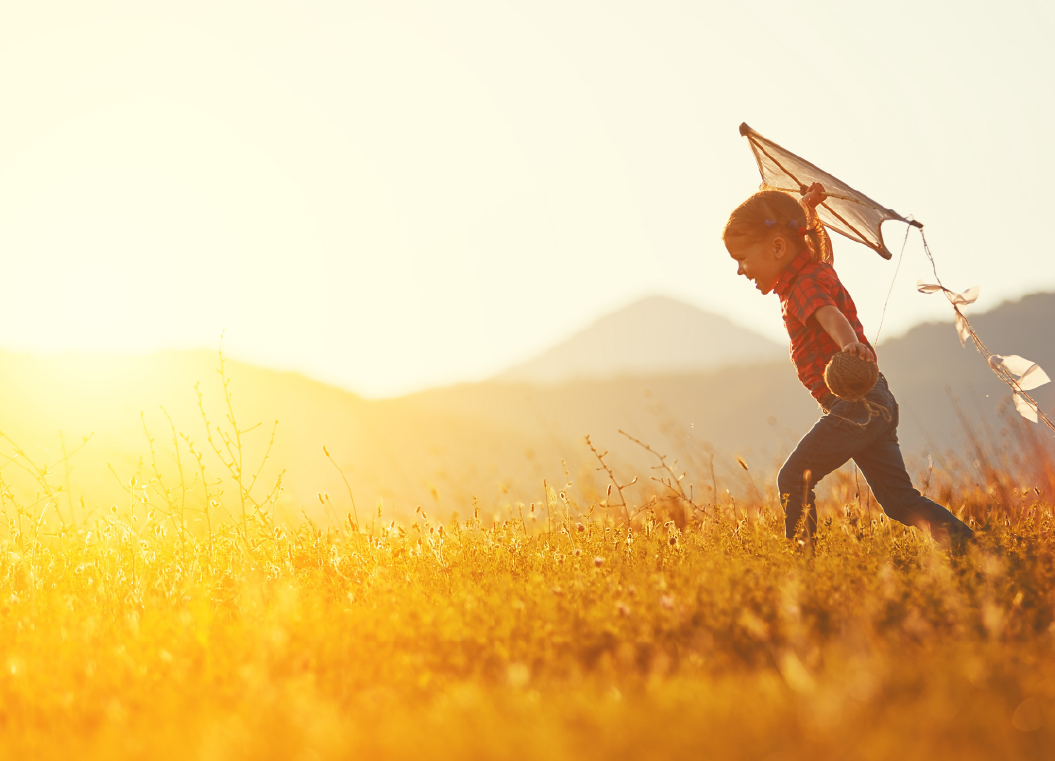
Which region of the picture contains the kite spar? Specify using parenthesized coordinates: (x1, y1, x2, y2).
(739, 122, 921, 260)
(739, 123, 1053, 431)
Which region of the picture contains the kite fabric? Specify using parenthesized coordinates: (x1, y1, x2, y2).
(739, 123, 918, 260)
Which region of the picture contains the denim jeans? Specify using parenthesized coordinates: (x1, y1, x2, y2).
(777, 374, 973, 543)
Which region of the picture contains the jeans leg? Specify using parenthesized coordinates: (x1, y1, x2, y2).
(853, 437, 973, 542)
(778, 375, 898, 540)
(778, 416, 859, 540)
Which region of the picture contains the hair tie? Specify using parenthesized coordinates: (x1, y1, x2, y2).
(798, 226, 808, 236)
(765, 219, 776, 227)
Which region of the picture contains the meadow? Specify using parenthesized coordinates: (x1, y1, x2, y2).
(1, 358, 1053, 760)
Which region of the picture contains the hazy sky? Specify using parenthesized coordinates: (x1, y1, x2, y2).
(1, 1, 1052, 397)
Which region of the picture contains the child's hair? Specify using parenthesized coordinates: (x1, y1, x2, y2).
(722, 189, 832, 264)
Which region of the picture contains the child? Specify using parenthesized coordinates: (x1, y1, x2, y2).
(723, 184, 973, 547)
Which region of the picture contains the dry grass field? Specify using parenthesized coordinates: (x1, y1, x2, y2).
(1, 357, 1053, 760)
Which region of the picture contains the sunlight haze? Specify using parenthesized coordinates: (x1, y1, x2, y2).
(1, 1, 1051, 396)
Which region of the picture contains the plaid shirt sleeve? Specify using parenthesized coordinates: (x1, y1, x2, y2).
(785, 275, 837, 326)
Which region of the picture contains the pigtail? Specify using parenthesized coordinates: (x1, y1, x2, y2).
(799, 201, 833, 265)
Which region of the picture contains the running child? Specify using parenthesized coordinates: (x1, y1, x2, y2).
(722, 184, 973, 546)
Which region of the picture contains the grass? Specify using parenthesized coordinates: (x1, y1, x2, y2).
(1, 490, 1053, 759)
(0, 357, 1052, 759)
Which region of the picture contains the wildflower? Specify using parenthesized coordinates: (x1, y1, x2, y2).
(576, 522, 585, 533)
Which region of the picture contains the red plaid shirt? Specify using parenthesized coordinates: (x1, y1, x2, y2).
(773, 249, 872, 403)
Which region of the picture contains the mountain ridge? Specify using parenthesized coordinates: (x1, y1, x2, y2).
(0, 292, 1050, 519)
(496, 295, 784, 384)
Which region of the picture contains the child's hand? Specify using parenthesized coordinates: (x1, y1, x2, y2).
(842, 342, 876, 364)
(803, 182, 827, 210)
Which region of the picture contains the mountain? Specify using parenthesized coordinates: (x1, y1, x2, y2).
(408, 292, 1055, 500)
(1, 294, 1051, 524)
(496, 295, 784, 384)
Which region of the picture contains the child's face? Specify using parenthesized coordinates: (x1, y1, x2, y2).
(726, 234, 795, 296)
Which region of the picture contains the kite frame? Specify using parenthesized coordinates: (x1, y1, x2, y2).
(739, 122, 921, 261)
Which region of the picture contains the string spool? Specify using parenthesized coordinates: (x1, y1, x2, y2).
(824, 352, 878, 400)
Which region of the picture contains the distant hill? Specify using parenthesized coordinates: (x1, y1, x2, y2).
(496, 295, 784, 384)
(408, 291, 1055, 498)
(1, 293, 1051, 522)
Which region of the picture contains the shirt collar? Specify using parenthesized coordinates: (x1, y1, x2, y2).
(773, 248, 814, 298)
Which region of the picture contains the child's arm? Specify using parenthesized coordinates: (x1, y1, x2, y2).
(814, 305, 876, 363)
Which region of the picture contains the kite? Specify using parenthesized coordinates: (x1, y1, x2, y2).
(739, 123, 1053, 431)
(740, 122, 919, 260)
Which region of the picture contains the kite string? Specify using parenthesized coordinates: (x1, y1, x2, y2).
(919, 227, 945, 289)
(872, 221, 912, 346)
